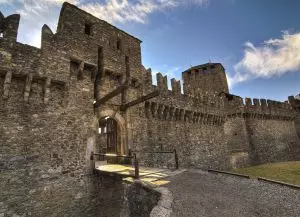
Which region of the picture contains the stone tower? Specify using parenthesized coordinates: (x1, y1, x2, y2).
(182, 63, 229, 96)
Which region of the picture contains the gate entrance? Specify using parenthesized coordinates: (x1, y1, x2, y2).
(98, 116, 120, 154)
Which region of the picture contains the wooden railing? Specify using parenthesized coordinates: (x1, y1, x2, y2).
(90, 152, 139, 179)
(131, 149, 179, 170)
(90, 148, 179, 179)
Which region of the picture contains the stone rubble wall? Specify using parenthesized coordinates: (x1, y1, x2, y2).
(122, 181, 161, 217)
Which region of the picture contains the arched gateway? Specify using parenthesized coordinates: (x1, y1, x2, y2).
(98, 116, 120, 154)
(97, 109, 127, 155)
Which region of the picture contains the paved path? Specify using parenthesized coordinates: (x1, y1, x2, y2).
(165, 170, 300, 217)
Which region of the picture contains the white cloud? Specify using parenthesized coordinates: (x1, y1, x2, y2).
(232, 31, 300, 85)
(0, 0, 209, 47)
(80, 0, 210, 24)
(181, 0, 210, 6)
(0, 0, 12, 4)
(15, 0, 78, 20)
(80, 0, 179, 24)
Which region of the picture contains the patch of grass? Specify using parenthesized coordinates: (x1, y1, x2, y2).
(232, 161, 300, 185)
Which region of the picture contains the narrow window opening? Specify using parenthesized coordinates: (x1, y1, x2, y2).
(131, 78, 137, 87)
(117, 38, 121, 50)
(85, 24, 91, 35)
(0, 33, 3, 38)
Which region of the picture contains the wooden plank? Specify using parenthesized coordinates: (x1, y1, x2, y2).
(257, 177, 300, 190)
(94, 85, 127, 107)
(207, 169, 250, 179)
(120, 90, 160, 111)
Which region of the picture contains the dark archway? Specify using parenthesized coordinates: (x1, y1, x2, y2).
(98, 116, 121, 154)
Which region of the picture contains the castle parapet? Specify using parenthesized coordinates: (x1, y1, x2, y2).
(242, 97, 294, 120)
(156, 72, 168, 91)
(0, 12, 20, 47)
(171, 78, 181, 95)
(145, 68, 153, 88)
(41, 24, 54, 49)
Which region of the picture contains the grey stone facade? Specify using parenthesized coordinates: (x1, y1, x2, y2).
(0, 2, 300, 216)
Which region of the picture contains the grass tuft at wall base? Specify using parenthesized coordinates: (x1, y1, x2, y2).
(232, 161, 300, 185)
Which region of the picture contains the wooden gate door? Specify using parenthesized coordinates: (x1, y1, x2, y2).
(106, 118, 118, 154)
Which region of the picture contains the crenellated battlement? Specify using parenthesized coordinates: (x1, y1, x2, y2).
(0, 68, 67, 105)
(0, 11, 20, 47)
(224, 95, 295, 120)
(156, 72, 168, 91)
(144, 100, 225, 126)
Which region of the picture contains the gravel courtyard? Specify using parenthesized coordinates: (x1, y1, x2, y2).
(165, 170, 300, 217)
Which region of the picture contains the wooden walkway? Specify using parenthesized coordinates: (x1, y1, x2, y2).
(94, 163, 185, 185)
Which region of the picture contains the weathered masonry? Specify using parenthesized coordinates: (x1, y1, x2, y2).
(0, 2, 300, 216)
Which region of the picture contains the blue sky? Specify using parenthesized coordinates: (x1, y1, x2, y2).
(1, 0, 300, 101)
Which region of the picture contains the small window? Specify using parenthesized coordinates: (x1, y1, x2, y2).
(117, 38, 121, 50)
(0, 33, 3, 38)
(131, 78, 137, 87)
(85, 24, 91, 35)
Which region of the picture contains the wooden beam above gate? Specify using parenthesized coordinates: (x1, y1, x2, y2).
(120, 90, 160, 111)
(94, 85, 128, 108)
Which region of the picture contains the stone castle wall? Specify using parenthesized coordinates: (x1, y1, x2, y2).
(0, 2, 300, 216)
(1, 1, 299, 172)
(127, 78, 299, 169)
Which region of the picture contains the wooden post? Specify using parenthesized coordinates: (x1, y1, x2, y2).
(174, 149, 179, 170)
(90, 151, 95, 174)
(133, 153, 139, 179)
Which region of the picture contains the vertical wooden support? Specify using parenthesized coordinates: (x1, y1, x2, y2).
(125, 55, 130, 79)
(121, 55, 130, 105)
(174, 149, 179, 170)
(90, 151, 95, 174)
(3, 71, 12, 99)
(44, 77, 51, 104)
(98, 46, 104, 79)
(24, 73, 33, 102)
(133, 153, 139, 179)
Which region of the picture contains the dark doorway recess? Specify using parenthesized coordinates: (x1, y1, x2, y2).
(98, 116, 120, 154)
